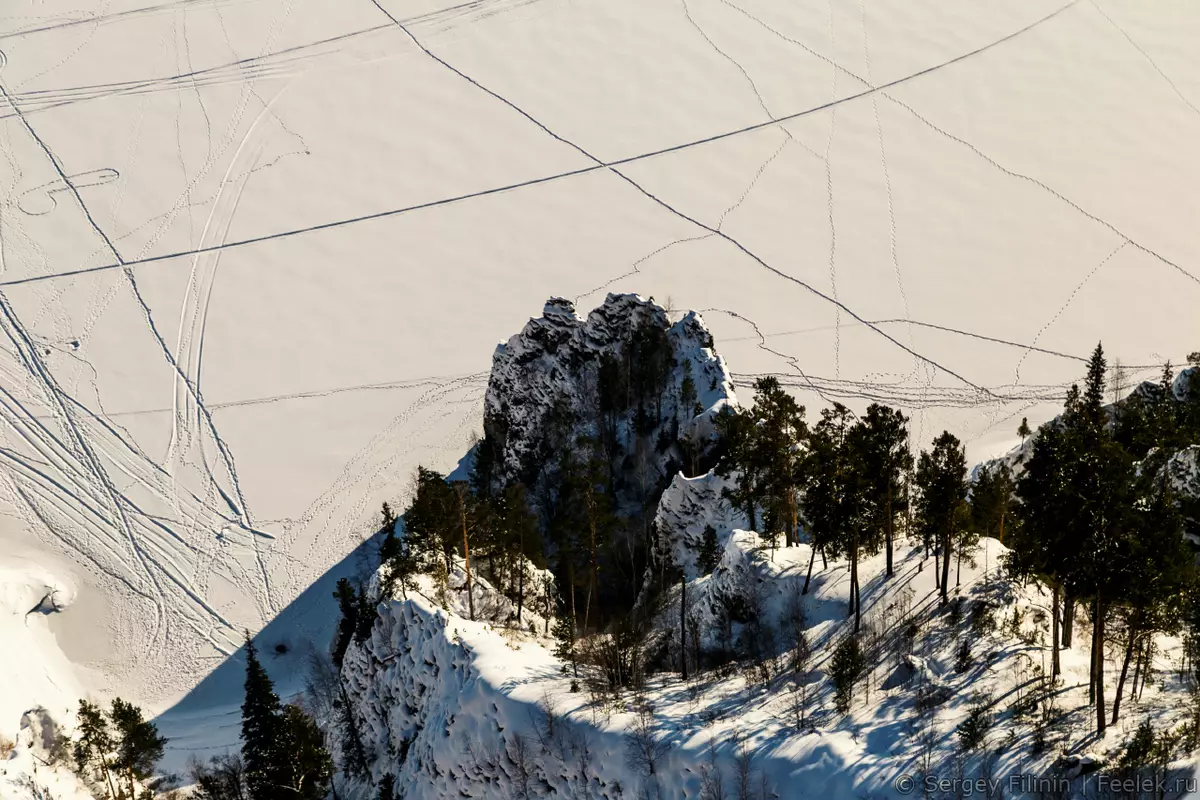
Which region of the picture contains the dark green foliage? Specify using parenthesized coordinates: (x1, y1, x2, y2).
(802, 404, 853, 595)
(715, 404, 763, 532)
(240, 635, 333, 800)
(331, 578, 357, 668)
(970, 464, 1014, 544)
(830, 636, 865, 713)
(377, 774, 396, 800)
(955, 638, 973, 673)
(915, 432, 968, 606)
(279, 706, 333, 800)
(190, 755, 247, 800)
(73, 700, 116, 799)
(552, 611, 578, 678)
(73, 698, 166, 800)
(109, 698, 167, 800)
(957, 695, 993, 752)
(853, 404, 912, 578)
(403, 467, 459, 574)
(241, 636, 287, 800)
(698, 525, 720, 575)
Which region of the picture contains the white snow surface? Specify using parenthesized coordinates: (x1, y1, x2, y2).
(3, 0, 1200, 787)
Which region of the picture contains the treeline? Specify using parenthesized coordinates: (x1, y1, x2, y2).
(705, 345, 1200, 740)
(1006, 348, 1200, 736)
(713, 376, 990, 629)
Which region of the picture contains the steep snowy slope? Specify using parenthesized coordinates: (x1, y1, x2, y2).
(336, 513, 1200, 799)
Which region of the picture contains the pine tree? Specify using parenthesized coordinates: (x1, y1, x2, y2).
(1018, 417, 1032, 443)
(109, 698, 166, 800)
(1012, 420, 1075, 679)
(915, 432, 967, 607)
(749, 377, 808, 549)
(802, 404, 853, 595)
(278, 706, 333, 800)
(830, 636, 865, 713)
(715, 405, 763, 531)
(855, 404, 911, 578)
(697, 525, 720, 575)
(74, 700, 118, 800)
(241, 636, 286, 800)
(331, 578, 358, 668)
(377, 774, 396, 800)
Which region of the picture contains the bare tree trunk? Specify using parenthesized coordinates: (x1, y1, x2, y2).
(1063, 596, 1075, 648)
(1112, 626, 1137, 725)
(516, 533, 526, 624)
(457, 490, 476, 622)
(1051, 584, 1062, 680)
(803, 545, 817, 595)
(885, 483, 894, 578)
(939, 530, 952, 606)
(1094, 593, 1106, 736)
(680, 574, 688, 680)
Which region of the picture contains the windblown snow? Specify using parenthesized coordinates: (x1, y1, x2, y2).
(2, 0, 1200, 796)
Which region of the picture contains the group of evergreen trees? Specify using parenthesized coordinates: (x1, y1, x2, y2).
(72, 698, 166, 800)
(1006, 346, 1200, 736)
(714, 348, 1200, 738)
(191, 637, 332, 800)
(716, 377, 928, 632)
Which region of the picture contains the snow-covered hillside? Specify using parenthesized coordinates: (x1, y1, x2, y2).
(332, 510, 1200, 799)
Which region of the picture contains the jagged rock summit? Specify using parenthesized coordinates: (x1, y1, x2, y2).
(475, 293, 738, 509)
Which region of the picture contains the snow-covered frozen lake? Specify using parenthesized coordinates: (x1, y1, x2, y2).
(0, 0, 1197, 719)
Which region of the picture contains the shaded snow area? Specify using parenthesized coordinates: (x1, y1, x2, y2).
(331, 517, 1200, 799)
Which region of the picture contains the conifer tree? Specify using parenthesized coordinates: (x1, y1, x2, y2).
(109, 698, 167, 800)
(1017, 417, 1032, 443)
(915, 432, 967, 607)
(278, 706, 333, 800)
(241, 636, 286, 800)
(715, 405, 763, 531)
(750, 377, 808, 548)
(74, 700, 118, 800)
(855, 404, 911, 577)
(331, 578, 358, 668)
(697, 525, 720, 575)
(802, 404, 853, 595)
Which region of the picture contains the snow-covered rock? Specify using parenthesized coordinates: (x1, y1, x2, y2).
(479, 294, 737, 508)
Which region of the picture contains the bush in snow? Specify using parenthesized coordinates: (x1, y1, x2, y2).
(831, 636, 866, 714)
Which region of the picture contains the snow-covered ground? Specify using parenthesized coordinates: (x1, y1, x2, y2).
(330, 514, 1200, 799)
(2, 0, 1200, 787)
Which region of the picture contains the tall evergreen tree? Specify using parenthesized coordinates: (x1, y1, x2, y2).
(241, 636, 286, 800)
(855, 404, 911, 577)
(109, 698, 167, 800)
(802, 404, 853, 595)
(750, 377, 808, 549)
(715, 405, 764, 532)
(278, 706, 333, 800)
(915, 432, 967, 607)
(74, 700, 118, 800)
